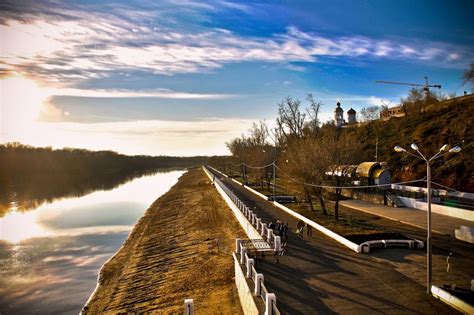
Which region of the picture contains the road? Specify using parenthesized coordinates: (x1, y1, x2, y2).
(209, 168, 455, 314)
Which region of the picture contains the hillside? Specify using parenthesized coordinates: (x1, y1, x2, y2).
(352, 94, 473, 192)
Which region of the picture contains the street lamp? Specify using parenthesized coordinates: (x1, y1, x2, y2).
(394, 143, 461, 294)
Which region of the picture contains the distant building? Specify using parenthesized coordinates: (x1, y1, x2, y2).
(334, 102, 357, 127)
(335, 102, 345, 127)
(347, 108, 357, 124)
(380, 105, 405, 121)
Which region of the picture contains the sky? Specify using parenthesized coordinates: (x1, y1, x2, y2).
(1, 0, 473, 156)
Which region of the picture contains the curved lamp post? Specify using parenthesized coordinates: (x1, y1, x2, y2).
(394, 143, 461, 294)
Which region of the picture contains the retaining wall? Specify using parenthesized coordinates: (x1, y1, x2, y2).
(202, 166, 262, 239)
(272, 201, 361, 253)
(399, 197, 474, 221)
(233, 253, 259, 315)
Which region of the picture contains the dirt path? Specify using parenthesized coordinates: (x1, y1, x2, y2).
(83, 168, 245, 314)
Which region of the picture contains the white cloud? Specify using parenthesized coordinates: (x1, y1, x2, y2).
(1, 8, 470, 88)
(1, 117, 257, 156)
(52, 88, 236, 99)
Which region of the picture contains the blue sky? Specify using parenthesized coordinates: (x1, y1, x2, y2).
(1, 0, 473, 155)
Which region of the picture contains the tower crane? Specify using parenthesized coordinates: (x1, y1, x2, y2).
(375, 76, 441, 99)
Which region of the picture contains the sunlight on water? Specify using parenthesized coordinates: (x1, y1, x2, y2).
(0, 170, 183, 244)
(0, 170, 184, 314)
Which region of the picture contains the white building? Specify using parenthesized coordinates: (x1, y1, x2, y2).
(334, 102, 357, 127)
(334, 102, 344, 127)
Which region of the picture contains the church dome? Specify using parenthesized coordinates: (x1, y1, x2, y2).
(335, 102, 343, 112)
(348, 108, 356, 114)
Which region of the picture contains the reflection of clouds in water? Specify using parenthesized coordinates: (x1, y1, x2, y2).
(38, 201, 145, 229)
(0, 232, 128, 315)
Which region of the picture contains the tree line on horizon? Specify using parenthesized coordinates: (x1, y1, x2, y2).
(0, 143, 208, 216)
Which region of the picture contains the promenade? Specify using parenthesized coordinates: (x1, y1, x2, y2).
(212, 170, 454, 314)
(338, 200, 474, 291)
(340, 199, 472, 236)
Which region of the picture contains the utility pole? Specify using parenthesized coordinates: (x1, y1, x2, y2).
(375, 138, 378, 162)
(426, 160, 432, 293)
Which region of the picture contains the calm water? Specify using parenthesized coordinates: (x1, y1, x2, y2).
(0, 170, 184, 314)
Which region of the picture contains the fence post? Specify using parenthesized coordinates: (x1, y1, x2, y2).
(261, 223, 267, 237)
(254, 274, 264, 295)
(256, 218, 261, 230)
(274, 236, 281, 252)
(240, 246, 247, 265)
(264, 293, 276, 315)
(246, 258, 254, 278)
(267, 229, 273, 242)
(235, 238, 242, 254)
(184, 299, 194, 315)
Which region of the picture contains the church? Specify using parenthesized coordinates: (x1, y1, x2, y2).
(334, 101, 357, 127)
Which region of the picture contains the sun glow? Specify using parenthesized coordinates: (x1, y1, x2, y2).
(0, 75, 53, 140)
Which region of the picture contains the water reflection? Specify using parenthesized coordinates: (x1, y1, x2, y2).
(0, 170, 184, 314)
(0, 168, 177, 218)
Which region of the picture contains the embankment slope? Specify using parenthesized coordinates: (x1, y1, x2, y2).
(83, 168, 244, 314)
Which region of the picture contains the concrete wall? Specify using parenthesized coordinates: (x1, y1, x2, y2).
(273, 201, 360, 253)
(203, 166, 263, 240)
(398, 197, 474, 221)
(341, 189, 386, 205)
(392, 184, 474, 200)
(233, 253, 259, 315)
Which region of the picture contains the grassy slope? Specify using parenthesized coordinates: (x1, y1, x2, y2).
(83, 168, 244, 314)
(352, 96, 473, 192)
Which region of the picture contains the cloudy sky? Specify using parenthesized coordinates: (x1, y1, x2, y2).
(1, 0, 473, 156)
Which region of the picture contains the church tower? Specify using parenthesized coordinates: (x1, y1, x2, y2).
(347, 108, 357, 124)
(335, 102, 344, 127)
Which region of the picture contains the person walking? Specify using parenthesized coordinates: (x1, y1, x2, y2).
(297, 220, 305, 238)
(283, 222, 289, 242)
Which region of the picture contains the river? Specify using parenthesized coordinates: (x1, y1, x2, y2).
(0, 169, 185, 314)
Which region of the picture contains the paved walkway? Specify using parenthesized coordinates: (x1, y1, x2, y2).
(210, 170, 454, 314)
(340, 199, 473, 236)
(337, 200, 474, 291)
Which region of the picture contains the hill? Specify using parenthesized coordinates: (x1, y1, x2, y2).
(352, 94, 473, 192)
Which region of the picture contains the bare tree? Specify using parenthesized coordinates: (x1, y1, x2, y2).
(306, 93, 323, 133)
(462, 62, 474, 90)
(248, 121, 268, 146)
(276, 96, 306, 141)
(358, 105, 381, 122)
(316, 124, 362, 220)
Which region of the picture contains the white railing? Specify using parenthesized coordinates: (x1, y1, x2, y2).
(235, 239, 280, 315)
(204, 166, 281, 314)
(210, 171, 282, 252)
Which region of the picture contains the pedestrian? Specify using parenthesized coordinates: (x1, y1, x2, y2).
(283, 222, 289, 242)
(296, 220, 305, 238)
(306, 223, 312, 237)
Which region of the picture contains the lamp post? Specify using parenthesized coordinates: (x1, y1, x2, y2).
(394, 143, 461, 294)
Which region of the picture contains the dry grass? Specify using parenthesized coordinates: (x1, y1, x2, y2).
(84, 168, 245, 314)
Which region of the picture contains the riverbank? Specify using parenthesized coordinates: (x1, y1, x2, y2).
(83, 168, 244, 314)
